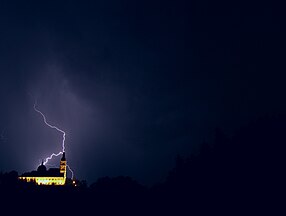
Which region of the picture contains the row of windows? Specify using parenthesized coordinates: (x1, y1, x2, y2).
(20, 177, 64, 182)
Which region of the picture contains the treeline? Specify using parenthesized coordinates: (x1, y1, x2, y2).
(0, 116, 284, 214)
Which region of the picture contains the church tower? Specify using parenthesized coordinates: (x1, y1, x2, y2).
(60, 152, 67, 181)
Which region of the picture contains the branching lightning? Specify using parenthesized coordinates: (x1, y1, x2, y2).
(34, 101, 66, 154)
(67, 164, 74, 179)
(42, 152, 63, 165)
(34, 100, 74, 179)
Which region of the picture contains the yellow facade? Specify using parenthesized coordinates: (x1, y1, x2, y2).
(19, 176, 66, 185)
(19, 152, 67, 186)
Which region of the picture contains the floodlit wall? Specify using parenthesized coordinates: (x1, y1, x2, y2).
(19, 176, 65, 185)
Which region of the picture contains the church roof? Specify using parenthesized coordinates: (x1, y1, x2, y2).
(20, 167, 63, 177)
(37, 162, 47, 173)
(20, 152, 67, 178)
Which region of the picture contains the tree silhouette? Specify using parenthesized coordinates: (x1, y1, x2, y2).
(0, 115, 284, 213)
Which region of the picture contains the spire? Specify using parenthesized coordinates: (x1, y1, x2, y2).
(61, 152, 66, 161)
(41, 160, 44, 165)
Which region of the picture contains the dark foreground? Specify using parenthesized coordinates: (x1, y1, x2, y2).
(1, 116, 284, 214)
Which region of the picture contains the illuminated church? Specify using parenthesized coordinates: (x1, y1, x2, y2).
(19, 152, 67, 185)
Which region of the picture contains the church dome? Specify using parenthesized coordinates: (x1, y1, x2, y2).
(37, 161, 47, 173)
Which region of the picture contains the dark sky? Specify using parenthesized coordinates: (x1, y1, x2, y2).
(0, 0, 284, 185)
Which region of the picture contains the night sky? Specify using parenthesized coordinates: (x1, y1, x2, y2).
(0, 0, 284, 185)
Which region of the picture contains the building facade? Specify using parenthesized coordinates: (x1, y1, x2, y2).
(19, 152, 67, 185)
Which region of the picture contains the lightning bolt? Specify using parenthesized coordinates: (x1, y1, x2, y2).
(67, 164, 74, 179)
(34, 101, 66, 154)
(34, 100, 74, 179)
